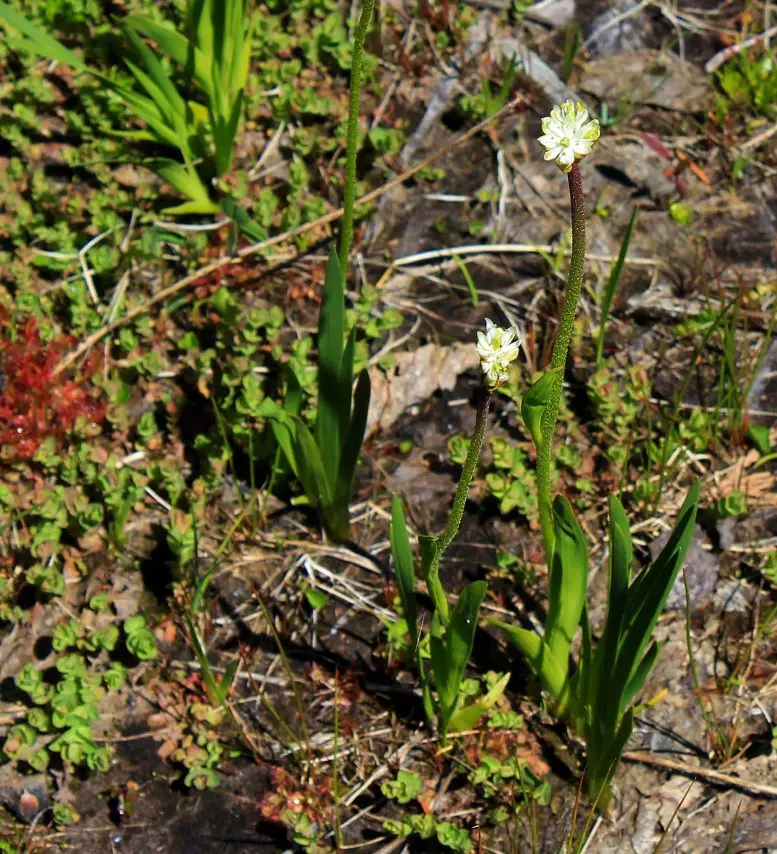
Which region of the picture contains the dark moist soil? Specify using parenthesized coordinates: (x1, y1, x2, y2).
(65, 737, 279, 854)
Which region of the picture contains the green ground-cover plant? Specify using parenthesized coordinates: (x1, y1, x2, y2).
(0, 0, 257, 216)
(487, 101, 702, 805)
(459, 55, 518, 121)
(381, 769, 474, 852)
(715, 50, 777, 124)
(2, 609, 156, 778)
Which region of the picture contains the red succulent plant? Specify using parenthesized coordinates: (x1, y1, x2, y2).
(0, 310, 106, 459)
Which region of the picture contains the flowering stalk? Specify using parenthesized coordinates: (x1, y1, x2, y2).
(436, 319, 522, 549)
(435, 318, 521, 551)
(338, 0, 376, 272)
(536, 164, 587, 560)
(424, 320, 521, 623)
(535, 101, 599, 563)
(439, 391, 492, 553)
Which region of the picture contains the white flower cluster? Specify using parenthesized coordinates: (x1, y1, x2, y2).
(477, 319, 522, 388)
(538, 100, 600, 173)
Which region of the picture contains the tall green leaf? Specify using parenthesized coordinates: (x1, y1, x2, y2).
(316, 247, 346, 485)
(294, 422, 333, 512)
(588, 495, 632, 718)
(432, 581, 486, 734)
(613, 482, 699, 716)
(150, 159, 214, 210)
(0, 3, 88, 69)
(124, 15, 210, 94)
(585, 708, 634, 805)
(338, 329, 357, 439)
(490, 620, 567, 703)
(620, 640, 661, 712)
(334, 369, 371, 527)
(544, 497, 588, 680)
(521, 367, 562, 452)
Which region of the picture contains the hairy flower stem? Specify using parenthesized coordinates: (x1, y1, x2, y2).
(537, 163, 587, 564)
(338, 0, 376, 273)
(424, 391, 492, 626)
(439, 391, 492, 553)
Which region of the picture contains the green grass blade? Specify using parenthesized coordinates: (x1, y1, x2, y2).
(123, 15, 210, 94)
(614, 482, 700, 714)
(620, 640, 661, 711)
(208, 0, 227, 109)
(316, 247, 346, 485)
(213, 94, 243, 177)
(589, 495, 633, 725)
(489, 620, 567, 703)
(161, 198, 221, 216)
(121, 30, 199, 171)
(121, 61, 185, 145)
(586, 708, 634, 805)
(233, 10, 256, 93)
(608, 494, 633, 592)
(389, 494, 419, 651)
(0, 3, 88, 69)
(452, 253, 479, 306)
(429, 633, 449, 725)
(576, 606, 592, 722)
(338, 329, 356, 439)
(270, 421, 298, 479)
(113, 85, 181, 148)
(438, 580, 487, 731)
(187, 0, 216, 90)
(150, 159, 213, 206)
(545, 497, 588, 680)
(628, 481, 699, 609)
(284, 367, 303, 418)
(265, 371, 303, 479)
(219, 197, 266, 242)
(596, 206, 638, 365)
(493, 55, 517, 113)
(123, 29, 187, 121)
(294, 421, 333, 512)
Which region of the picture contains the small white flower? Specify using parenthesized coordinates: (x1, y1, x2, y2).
(538, 100, 600, 173)
(477, 318, 522, 388)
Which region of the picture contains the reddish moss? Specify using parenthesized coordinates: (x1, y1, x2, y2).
(0, 312, 106, 459)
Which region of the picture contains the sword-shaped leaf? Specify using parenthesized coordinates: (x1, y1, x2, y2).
(316, 247, 346, 486)
(490, 620, 567, 704)
(433, 581, 486, 735)
(545, 497, 588, 682)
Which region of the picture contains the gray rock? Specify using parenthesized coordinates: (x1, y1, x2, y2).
(648, 524, 719, 612)
(579, 0, 652, 58)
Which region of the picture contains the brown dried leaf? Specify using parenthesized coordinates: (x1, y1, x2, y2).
(366, 342, 479, 437)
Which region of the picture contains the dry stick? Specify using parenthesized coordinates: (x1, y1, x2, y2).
(54, 98, 522, 376)
(623, 750, 777, 798)
(704, 24, 777, 73)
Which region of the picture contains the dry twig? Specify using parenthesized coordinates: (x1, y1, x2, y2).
(623, 751, 777, 798)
